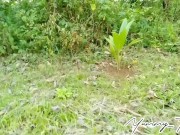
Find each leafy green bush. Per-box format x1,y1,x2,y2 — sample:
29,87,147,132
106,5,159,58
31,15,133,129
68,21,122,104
0,0,180,56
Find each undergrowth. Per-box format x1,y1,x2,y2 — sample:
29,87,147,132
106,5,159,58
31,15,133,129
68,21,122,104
0,0,180,56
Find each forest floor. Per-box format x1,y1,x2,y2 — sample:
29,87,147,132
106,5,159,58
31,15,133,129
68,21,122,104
0,48,180,135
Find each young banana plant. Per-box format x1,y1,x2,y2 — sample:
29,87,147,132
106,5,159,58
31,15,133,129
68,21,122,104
105,18,140,69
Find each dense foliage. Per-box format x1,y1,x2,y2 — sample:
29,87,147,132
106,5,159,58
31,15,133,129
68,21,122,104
0,0,180,56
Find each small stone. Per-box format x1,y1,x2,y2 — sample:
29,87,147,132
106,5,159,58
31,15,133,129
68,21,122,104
51,105,60,112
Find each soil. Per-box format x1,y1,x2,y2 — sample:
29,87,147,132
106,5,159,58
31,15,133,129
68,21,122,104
98,61,135,79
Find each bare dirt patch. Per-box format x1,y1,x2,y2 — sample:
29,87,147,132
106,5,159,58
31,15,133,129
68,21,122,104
98,61,135,79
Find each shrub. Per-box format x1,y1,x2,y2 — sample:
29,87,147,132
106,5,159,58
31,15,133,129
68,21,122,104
0,0,179,56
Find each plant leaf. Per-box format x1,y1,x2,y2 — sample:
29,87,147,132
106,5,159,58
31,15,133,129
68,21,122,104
126,20,134,33
109,43,116,59
90,4,96,11
119,18,127,34
128,38,141,46
113,29,127,53
105,36,114,46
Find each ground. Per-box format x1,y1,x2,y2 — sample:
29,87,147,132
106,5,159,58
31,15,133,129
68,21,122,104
0,48,180,135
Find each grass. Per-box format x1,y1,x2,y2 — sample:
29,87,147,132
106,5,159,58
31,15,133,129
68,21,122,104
0,48,180,135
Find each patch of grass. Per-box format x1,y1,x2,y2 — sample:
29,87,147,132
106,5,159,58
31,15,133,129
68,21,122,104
0,48,180,134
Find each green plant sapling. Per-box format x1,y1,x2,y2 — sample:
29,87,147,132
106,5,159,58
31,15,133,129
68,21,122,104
105,18,140,69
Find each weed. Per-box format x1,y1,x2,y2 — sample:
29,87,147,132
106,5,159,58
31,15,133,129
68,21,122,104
56,88,73,100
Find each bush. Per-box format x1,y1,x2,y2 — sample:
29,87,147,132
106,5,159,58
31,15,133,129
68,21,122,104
0,0,180,56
